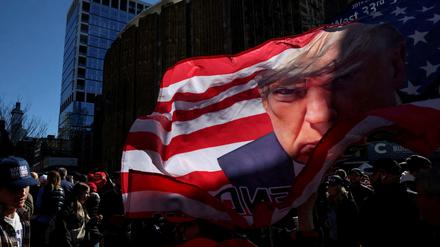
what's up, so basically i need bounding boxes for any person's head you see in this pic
[88,171,107,190]
[72,182,90,204]
[258,23,405,163]
[0,157,38,211]
[66,174,74,183]
[87,182,98,193]
[348,168,364,184]
[46,170,62,190]
[30,172,39,185]
[58,167,68,179]
[404,155,432,175]
[370,158,402,189]
[325,175,349,202]
[334,168,347,180]
[39,174,48,186]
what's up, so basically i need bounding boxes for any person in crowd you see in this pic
[317,175,359,247]
[51,182,90,247]
[67,175,75,184]
[58,167,74,196]
[84,182,103,247]
[0,156,38,247]
[347,168,373,208]
[33,170,65,246]
[39,174,48,188]
[358,158,419,247]
[400,154,432,192]
[414,165,440,246]
[29,172,40,201]
[98,172,132,247]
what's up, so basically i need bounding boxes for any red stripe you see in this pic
[124,170,248,227]
[124,113,272,160]
[156,72,258,112]
[156,88,262,123]
[161,27,324,87]
[370,104,440,154]
[122,170,229,193]
[175,171,230,191]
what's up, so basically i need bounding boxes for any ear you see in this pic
[391,41,406,89]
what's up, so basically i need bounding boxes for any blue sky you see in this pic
[0,0,158,137]
[0,0,72,136]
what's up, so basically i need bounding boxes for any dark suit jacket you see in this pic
[218,132,298,195]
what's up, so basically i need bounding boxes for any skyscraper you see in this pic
[59,0,149,139]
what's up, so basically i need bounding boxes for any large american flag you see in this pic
[121,0,440,228]
[333,0,440,102]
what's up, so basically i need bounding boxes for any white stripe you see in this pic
[124,191,231,221]
[122,142,251,176]
[410,98,440,110]
[130,98,265,145]
[155,79,259,118]
[158,47,305,101]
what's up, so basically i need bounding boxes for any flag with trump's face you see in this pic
[121,4,440,227]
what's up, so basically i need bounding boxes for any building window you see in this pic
[81,14,89,23]
[79,45,87,55]
[120,0,127,11]
[80,34,88,44]
[77,68,86,78]
[82,2,90,12]
[80,24,88,33]
[77,79,85,90]
[111,0,118,9]
[128,1,135,14]
[76,92,85,102]
[102,0,110,6]
[78,56,86,66]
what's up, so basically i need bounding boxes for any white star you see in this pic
[371,11,383,18]
[399,16,415,23]
[420,61,440,77]
[419,6,434,12]
[391,7,407,16]
[408,30,429,46]
[428,14,440,24]
[400,81,420,95]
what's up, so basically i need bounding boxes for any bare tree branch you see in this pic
[0,97,48,140]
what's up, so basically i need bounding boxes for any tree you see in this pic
[0,97,48,141]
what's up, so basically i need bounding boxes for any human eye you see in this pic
[270,86,307,102]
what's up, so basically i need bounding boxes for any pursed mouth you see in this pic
[296,143,319,162]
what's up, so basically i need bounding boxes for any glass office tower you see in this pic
[59,0,149,139]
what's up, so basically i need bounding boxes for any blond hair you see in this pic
[259,23,405,96]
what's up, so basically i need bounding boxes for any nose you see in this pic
[15,187,26,197]
[304,87,336,134]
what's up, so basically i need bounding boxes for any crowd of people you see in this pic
[2,152,438,247]
[0,156,129,247]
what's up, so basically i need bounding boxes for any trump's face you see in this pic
[261,44,405,163]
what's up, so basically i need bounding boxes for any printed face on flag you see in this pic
[259,23,406,163]
[122,19,440,227]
